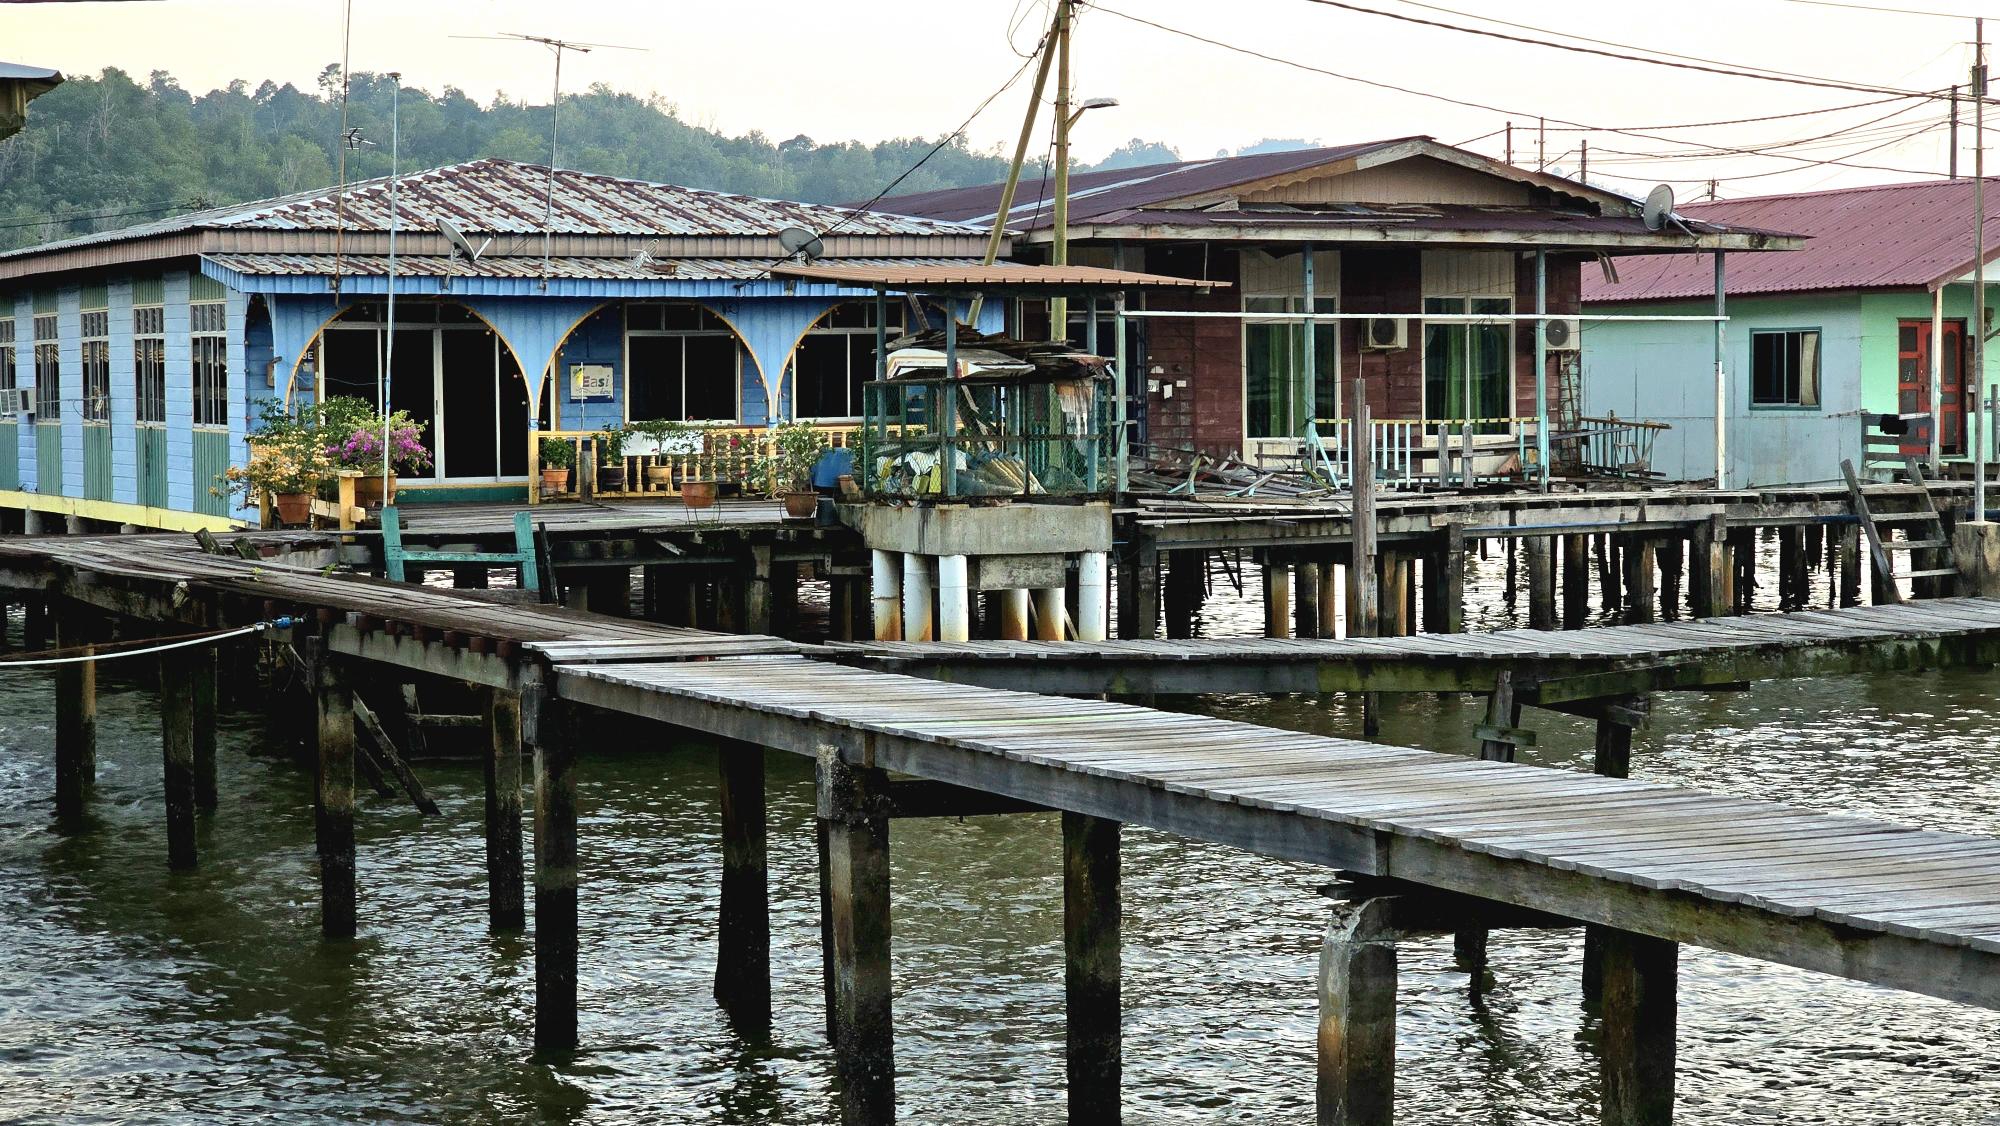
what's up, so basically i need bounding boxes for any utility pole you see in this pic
[1537,116,1546,172]
[1050,0,1076,343]
[384,72,400,504]
[1580,139,1588,182]
[1975,19,1988,519]
[1952,84,1962,179]
[966,8,1059,329]
[1504,121,1513,165]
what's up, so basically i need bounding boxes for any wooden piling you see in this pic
[1838,524,1862,608]
[1378,553,1409,637]
[1164,550,1204,640]
[1778,526,1806,612]
[1263,558,1293,639]
[1318,561,1342,640]
[1622,536,1656,625]
[1729,528,1756,613]
[1318,897,1396,1126]
[1689,516,1728,619]
[53,618,95,823]
[484,687,526,932]
[1655,539,1683,620]
[1063,812,1121,1123]
[1583,710,1638,1008]
[24,598,48,651]
[1600,930,1678,1126]
[192,645,218,811]
[312,648,355,934]
[1596,535,1621,614]
[1295,556,1323,638]
[161,653,198,872]
[530,690,580,1054]
[716,739,772,1038]
[1525,535,1555,630]
[745,545,774,635]
[817,745,894,1126]
[1561,534,1590,629]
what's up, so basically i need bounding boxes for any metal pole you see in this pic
[1535,248,1549,491]
[1953,84,1962,180]
[1504,121,1512,165]
[1113,291,1129,492]
[384,72,400,503]
[1302,243,1317,441]
[1537,116,1546,172]
[1932,285,1945,473]
[967,13,1059,328]
[1580,139,1589,182]
[942,294,958,497]
[1714,251,1727,488]
[1050,0,1074,342]
[1977,19,1988,520]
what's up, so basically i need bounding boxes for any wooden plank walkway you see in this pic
[555,652,2000,1010]
[821,598,2000,698]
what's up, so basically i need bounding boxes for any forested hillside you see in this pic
[0,66,1200,250]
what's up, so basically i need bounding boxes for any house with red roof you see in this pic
[1584,179,2000,488]
[879,137,1788,469]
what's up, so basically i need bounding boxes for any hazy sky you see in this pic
[2,0,1989,198]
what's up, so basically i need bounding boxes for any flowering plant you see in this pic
[328,409,432,474]
[216,442,338,500]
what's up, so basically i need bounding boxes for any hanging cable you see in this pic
[0,622,292,670]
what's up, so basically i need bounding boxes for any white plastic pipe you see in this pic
[998,589,1031,641]
[937,555,970,643]
[871,549,902,642]
[901,553,934,642]
[1077,551,1109,642]
[1034,587,1067,641]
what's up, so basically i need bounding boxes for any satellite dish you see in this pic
[778,226,825,262]
[435,216,491,262]
[1642,184,1675,233]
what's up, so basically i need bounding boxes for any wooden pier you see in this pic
[4,529,1999,1124]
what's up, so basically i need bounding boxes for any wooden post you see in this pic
[1164,549,1204,640]
[1655,539,1684,620]
[817,745,894,1126]
[1347,379,1379,638]
[716,739,772,1038]
[1319,561,1342,640]
[1262,557,1293,639]
[1622,536,1656,625]
[1131,540,1160,640]
[1063,812,1121,1123]
[192,644,218,812]
[530,688,580,1054]
[24,598,49,651]
[1729,528,1756,613]
[746,545,774,635]
[484,687,526,932]
[312,648,354,934]
[1295,556,1323,638]
[1562,533,1591,629]
[53,618,95,823]
[1318,896,1397,1126]
[1778,525,1805,612]
[1688,516,1728,618]
[1525,535,1555,630]
[1838,523,1862,608]
[161,653,198,872]
[1583,708,1639,1008]
[1377,552,1409,637]
[1440,526,1465,635]
[1600,930,1678,1126]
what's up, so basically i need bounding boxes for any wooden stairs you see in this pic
[1841,457,1957,604]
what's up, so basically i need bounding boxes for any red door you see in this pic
[1898,318,1966,457]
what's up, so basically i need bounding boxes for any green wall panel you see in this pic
[193,429,230,518]
[83,425,112,501]
[35,424,60,497]
[0,423,16,492]
[136,426,168,509]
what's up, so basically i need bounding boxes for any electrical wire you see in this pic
[1300,0,1970,99]
[1086,2,1949,179]
[0,201,197,233]
[1774,0,1987,18]
[0,624,268,669]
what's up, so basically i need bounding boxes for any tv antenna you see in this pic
[778,226,825,263]
[453,30,647,284]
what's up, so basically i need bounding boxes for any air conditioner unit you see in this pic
[1363,317,1407,350]
[1544,317,1583,352]
[8,389,30,415]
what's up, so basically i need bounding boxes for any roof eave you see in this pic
[1024,223,1801,253]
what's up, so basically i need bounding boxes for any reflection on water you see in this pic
[2,545,1998,1123]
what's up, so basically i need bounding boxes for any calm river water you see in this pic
[1,540,1997,1124]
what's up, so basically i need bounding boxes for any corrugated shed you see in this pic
[0,158,975,261]
[1583,179,2000,303]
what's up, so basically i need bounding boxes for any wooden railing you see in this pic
[535,424,861,501]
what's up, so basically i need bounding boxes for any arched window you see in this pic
[793,301,908,421]
[625,303,740,423]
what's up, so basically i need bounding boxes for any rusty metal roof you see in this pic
[768,261,1223,290]
[1584,179,2000,303]
[1,157,975,262]
[206,253,995,282]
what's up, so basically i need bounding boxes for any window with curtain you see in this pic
[795,301,905,420]
[134,305,166,425]
[81,309,110,422]
[626,304,740,423]
[1422,295,1512,432]
[1750,329,1821,408]
[191,302,228,428]
[32,313,58,419]
[1243,295,1337,439]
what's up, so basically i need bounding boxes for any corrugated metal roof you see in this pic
[1,157,976,262]
[874,140,1417,226]
[1102,204,1771,239]
[0,62,62,81]
[1583,179,2000,303]
[768,261,1222,289]
[205,253,993,281]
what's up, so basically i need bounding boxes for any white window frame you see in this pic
[32,313,59,421]
[1419,293,1517,425]
[134,305,166,426]
[191,301,228,430]
[792,301,908,423]
[622,304,742,426]
[80,308,110,423]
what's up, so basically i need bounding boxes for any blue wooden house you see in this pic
[0,158,996,529]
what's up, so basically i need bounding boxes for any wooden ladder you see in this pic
[1840,458,1957,604]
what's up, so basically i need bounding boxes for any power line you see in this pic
[0,201,197,233]
[1774,0,1988,18]
[1087,2,1947,178]
[1301,0,1976,99]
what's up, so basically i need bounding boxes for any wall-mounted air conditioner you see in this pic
[1545,318,1582,352]
[1363,317,1407,350]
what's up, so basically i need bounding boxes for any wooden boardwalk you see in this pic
[558,652,2000,1007]
[823,597,2000,699]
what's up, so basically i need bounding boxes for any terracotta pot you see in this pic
[782,490,819,519]
[273,491,313,526]
[541,467,571,493]
[644,465,674,487]
[681,479,718,509]
[598,467,627,492]
[354,473,397,506]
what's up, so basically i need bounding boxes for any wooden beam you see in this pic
[53,624,94,823]
[818,745,895,1126]
[484,687,526,932]
[1318,896,1396,1126]
[716,739,772,1038]
[1064,812,1121,1123]
[883,779,1049,819]
[160,653,197,872]
[529,686,580,1054]
[313,647,355,937]
[351,692,442,816]
[1600,929,1678,1126]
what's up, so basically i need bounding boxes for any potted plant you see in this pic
[681,428,727,510]
[771,419,825,519]
[597,426,629,492]
[329,407,431,505]
[631,419,696,488]
[217,403,336,526]
[539,435,575,494]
